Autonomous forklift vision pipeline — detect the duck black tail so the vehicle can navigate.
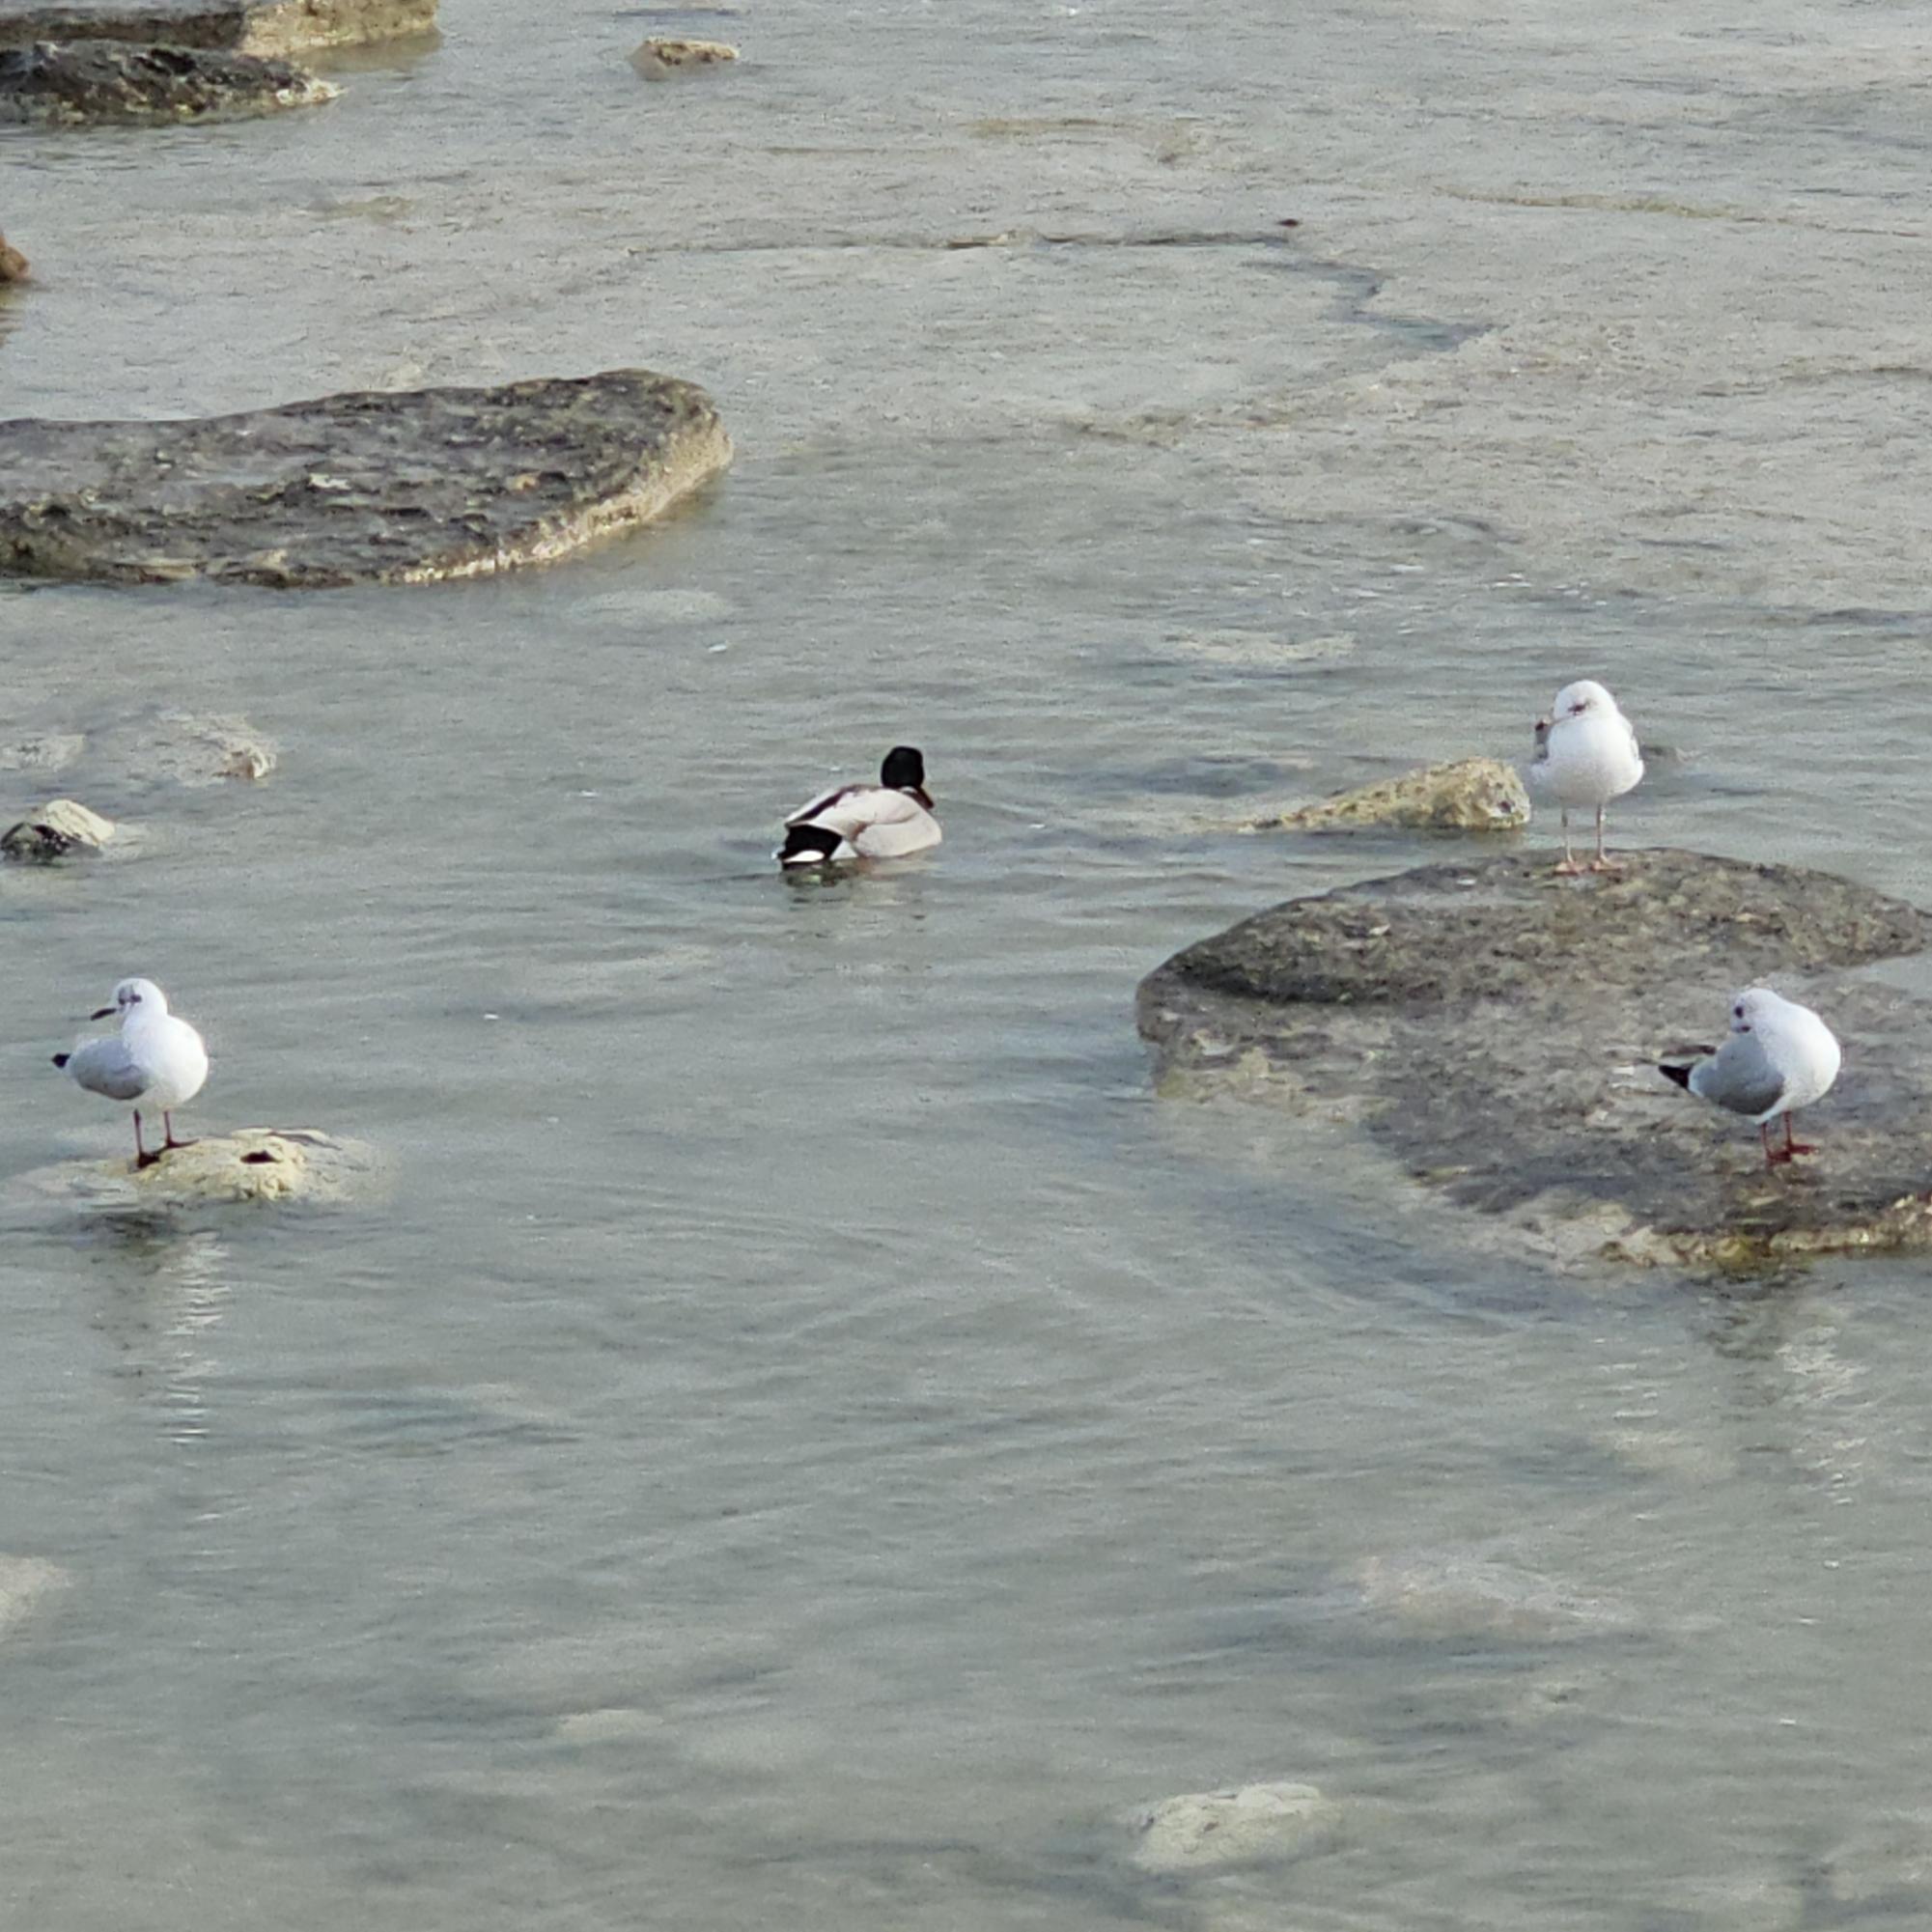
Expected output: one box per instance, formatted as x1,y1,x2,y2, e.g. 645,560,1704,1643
1658,1063,1693,1091
777,824,847,865
49,1051,69,1069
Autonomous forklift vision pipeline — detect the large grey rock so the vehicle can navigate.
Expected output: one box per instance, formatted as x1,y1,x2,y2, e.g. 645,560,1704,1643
0,37,333,124
1138,848,1932,1268
0,369,732,588
0,0,435,55
1232,756,1530,834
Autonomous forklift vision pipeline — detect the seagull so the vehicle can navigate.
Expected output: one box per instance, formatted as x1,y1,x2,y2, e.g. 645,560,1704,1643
1527,679,1644,874
775,745,941,867
1659,987,1841,1167
51,977,210,1169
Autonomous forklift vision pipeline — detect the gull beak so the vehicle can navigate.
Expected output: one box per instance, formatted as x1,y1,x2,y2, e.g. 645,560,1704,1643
89,1005,115,1020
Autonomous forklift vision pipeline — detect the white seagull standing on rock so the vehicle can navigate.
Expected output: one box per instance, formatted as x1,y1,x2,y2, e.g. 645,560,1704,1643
52,977,210,1169
1528,679,1644,874
1659,987,1841,1168
775,745,941,867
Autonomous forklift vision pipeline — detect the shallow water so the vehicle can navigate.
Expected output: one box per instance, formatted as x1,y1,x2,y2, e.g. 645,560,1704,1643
7,1,1932,1925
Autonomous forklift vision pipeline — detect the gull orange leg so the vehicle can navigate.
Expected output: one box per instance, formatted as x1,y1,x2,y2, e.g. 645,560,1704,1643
1552,807,1584,876
1586,803,1626,874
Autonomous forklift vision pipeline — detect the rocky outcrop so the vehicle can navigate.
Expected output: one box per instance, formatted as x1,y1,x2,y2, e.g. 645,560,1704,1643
0,369,733,587
0,38,335,124
630,37,737,79
1129,1783,1341,1874
0,229,25,281
0,0,436,56
1,798,114,858
1138,848,1932,1268
1231,757,1530,833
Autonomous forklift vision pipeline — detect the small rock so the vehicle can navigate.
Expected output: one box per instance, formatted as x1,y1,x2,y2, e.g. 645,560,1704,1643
0,40,338,127
1239,757,1530,833
1130,1781,1341,1875
1,797,114,859
0,228,25,282
25,1127,379,1208
630,37,738,79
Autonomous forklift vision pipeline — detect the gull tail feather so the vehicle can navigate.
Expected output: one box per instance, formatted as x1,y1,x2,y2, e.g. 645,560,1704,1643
50,1052,69,1069
1658,1063,1694,1091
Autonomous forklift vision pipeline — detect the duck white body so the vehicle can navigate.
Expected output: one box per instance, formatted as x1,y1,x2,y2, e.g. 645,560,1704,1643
1528,679,1643,872
53,976,209,1167
777,745,941,866
1660,986,1840,1166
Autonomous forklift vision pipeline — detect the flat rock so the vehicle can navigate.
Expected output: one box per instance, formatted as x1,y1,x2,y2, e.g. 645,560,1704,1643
1138,848,1932,1268
0,39,335,126
1232,756,1530,834
0,368,733,588
630,37,737,79
1130,1782,1341,1875
0,0,436,55
0,732,83,771
1,797,113,858
0,229,25,282
25,1127,379,1208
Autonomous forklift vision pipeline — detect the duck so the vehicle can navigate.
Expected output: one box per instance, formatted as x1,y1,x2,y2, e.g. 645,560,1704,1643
776,745,941,866
1659,986,1840,1167
51,976,210,1169
1527,679,1643,874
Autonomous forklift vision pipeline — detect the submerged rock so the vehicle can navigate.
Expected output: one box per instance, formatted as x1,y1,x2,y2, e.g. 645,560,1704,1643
1234,756,1529,834
0,39,336,126
1354,1550,1638,1639
0,797,113,858
1138,848,1932,1267
0,369,731,588
0,229,25,282
101,709,276,786
0,0,437,56
0,1555,67,1641
1130,1782,1341,1875
30,1127,379,1207
630,37,737,79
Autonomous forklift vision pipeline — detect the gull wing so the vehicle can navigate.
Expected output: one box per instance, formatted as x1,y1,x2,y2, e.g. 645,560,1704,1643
63,1034,153,1103
1689,1031,1787,1122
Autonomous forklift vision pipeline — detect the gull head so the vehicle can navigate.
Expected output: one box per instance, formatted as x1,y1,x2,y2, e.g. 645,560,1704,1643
91,976,167,1022
1551,679,1618,721
1727,987,1779,1036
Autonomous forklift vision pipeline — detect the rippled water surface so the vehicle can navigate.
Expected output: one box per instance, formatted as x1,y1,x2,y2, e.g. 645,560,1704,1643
7,2,1932,1926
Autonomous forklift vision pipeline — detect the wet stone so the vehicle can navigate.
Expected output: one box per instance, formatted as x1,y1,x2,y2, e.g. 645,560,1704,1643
1130,1782,1341,1875
1232,756,1530,834
0,228,25,282
0,38,335,125
0,0,436,56
630,37,737,79
0,369,732,588
27,1127,380,1207
1137,848,1932,1268
1,797,113,858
